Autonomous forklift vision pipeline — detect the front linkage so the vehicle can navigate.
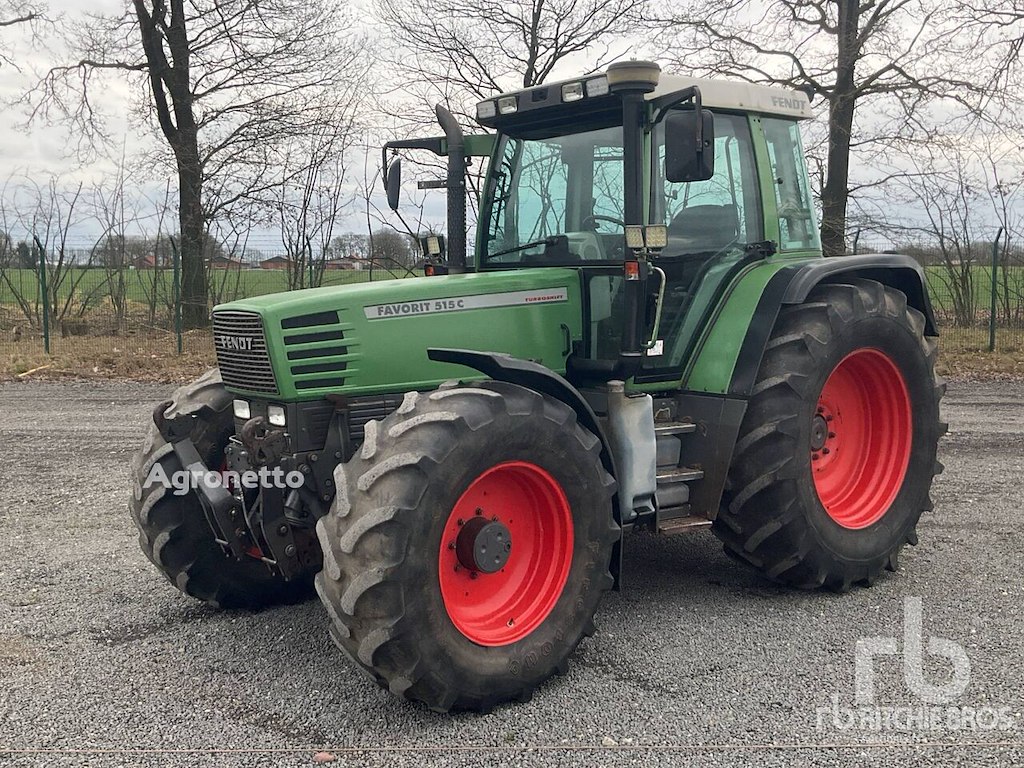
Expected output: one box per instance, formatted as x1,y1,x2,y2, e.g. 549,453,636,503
152,398,342,581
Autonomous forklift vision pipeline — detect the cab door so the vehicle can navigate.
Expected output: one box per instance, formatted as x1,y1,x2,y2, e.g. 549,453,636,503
637,112,765,382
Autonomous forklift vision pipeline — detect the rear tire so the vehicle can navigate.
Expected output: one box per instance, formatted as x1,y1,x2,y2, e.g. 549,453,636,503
129,369,313,608
714,280,945,590
315,381,618,712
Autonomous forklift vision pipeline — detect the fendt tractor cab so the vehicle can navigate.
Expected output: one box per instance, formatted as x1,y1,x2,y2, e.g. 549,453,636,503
132,62,944,712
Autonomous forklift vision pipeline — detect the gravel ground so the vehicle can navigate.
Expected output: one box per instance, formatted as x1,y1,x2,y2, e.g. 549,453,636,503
0,378,1021,767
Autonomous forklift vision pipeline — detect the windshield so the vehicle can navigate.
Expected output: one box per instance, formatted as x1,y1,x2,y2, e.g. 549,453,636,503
481,114,763,267
482,125,626,265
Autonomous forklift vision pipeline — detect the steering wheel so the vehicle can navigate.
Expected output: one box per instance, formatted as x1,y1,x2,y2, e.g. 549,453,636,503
581,214,625,231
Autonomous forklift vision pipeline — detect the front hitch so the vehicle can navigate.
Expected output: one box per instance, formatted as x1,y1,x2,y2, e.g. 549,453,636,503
153,402,247,560
154,401,315,580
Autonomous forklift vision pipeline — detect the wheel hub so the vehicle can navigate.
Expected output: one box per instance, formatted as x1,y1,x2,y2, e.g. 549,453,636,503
809,413,829,451
456,515,512,573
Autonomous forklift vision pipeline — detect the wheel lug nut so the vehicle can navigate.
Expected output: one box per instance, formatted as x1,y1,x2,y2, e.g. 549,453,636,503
828,432,836,439
475,507,483,516
812,453,820,461
469,571,478,580
457,518,464,527
448,541,455,550
822,447,830,455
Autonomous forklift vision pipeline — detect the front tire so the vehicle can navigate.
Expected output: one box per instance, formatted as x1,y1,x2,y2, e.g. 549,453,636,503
314,382,618,712
715,279,945,590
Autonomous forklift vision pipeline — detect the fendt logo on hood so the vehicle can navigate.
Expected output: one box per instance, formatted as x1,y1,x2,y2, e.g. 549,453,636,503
216,334,255,352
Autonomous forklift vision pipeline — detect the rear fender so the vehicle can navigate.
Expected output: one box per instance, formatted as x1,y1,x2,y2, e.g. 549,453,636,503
729,254,937,397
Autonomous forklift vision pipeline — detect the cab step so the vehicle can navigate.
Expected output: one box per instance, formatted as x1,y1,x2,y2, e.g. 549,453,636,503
654,421,697,436
656,467,704,483
657,515,713,535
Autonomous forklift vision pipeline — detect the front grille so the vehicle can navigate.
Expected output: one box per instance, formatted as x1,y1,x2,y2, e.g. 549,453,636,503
212,310,278,394
347,394,403,442
281,310,348,390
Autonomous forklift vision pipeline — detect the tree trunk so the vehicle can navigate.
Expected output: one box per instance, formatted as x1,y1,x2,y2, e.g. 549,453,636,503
176,141,208,329
821,93,856,257
820,0,860,258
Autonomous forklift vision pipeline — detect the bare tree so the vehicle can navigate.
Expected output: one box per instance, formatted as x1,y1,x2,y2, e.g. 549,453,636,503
370,228,416,274
25,0,369,328
892,145,987,326
276,114,355,291
372,0,646,236
0,0,44,69
951,1,1024,91
375,0,645,126
1,176,111,330
647,0,986,256
0,0,38,28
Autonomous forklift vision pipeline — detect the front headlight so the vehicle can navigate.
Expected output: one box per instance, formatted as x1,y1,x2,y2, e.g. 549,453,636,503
267,405,287,427
233,399,251,420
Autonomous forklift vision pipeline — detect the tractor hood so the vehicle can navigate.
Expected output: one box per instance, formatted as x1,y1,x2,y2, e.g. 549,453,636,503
211,269,583,400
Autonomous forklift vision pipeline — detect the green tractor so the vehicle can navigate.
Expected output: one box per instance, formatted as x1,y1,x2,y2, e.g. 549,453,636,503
130,62,944,712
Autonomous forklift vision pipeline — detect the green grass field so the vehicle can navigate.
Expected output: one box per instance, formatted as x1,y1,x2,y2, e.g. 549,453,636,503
1,263,1021,321
923,264,1024,312
0,267,391,307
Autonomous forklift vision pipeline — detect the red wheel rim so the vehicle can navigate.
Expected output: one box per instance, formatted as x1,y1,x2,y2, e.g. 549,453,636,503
438,461,573,646
812,348,913,529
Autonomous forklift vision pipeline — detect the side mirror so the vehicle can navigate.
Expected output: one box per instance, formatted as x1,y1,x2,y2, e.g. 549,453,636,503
385,158,402,211
664,109,715,183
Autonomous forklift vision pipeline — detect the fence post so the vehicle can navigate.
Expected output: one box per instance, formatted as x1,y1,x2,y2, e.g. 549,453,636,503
33,235,50,354
171,237,183,355
989,228,1003,353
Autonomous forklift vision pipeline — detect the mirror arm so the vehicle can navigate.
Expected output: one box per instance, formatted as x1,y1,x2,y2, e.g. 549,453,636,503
381,137,447,190
650,85,703,127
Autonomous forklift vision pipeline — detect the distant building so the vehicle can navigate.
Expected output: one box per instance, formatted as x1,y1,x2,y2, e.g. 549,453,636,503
133,254,167,269
260,256,293,270
325,257,368,270
208,254,244,270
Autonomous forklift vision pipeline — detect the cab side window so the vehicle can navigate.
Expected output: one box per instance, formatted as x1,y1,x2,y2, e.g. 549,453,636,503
762,118,820,251
656,113,761,257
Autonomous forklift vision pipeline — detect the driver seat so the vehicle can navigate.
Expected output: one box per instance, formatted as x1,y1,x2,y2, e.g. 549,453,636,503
664,204,740,257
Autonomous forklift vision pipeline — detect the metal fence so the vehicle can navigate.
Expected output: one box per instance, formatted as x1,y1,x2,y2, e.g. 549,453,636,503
2,238,1022,378
0,244,416,377
853,237,1024,355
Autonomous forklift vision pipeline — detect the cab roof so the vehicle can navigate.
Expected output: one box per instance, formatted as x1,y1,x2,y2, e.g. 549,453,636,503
650,74,812,120
475,69,813,137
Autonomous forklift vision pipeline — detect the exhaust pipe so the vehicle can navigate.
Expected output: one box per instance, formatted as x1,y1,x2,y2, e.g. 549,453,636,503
435,104,467,272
